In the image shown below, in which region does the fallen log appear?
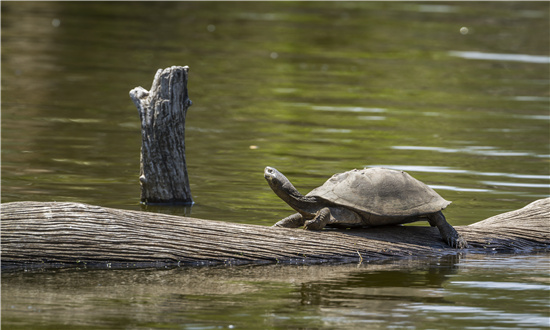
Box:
[1,198,549,270]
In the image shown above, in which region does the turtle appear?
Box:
[264,166,467,249]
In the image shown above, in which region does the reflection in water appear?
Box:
[298,255,460,307]
[407,304,549,328]
[2,254,549,329]
[140,203,194,217]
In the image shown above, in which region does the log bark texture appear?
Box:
[1,198,549,270]
[129,66,193,204]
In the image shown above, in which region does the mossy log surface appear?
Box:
[2,198,549,270]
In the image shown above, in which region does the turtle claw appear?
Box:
[442,231,468,249]
[304,207,331,230]
[303,221,322,230]
[273,213,304,228]
[442,228,468,249]
[448,235,468,249]
[428,212,467,249]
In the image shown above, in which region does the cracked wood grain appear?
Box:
[1,199,548,270]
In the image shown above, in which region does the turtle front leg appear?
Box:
[427,211,468,249]
[304,207,331,230]
[273,212,305,228]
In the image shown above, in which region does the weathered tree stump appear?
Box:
[1,198,548,271]
[129,66,193,205]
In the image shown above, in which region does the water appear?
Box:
[2,2,549,329]
[2,254,549,329]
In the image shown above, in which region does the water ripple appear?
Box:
[450,281,550,291]
[368,165,549,193]
[428,184,491,193]
[449,51,550,64]
[408,303,549,327]
[311,105,386,113]
[511,96,550,102]
[392,145,543,158]
[358,116,386,121]
[371,164,550,180]
[482,181,550,189]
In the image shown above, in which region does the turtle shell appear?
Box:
[306,167,450,217]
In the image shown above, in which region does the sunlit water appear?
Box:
[2,2,549,329]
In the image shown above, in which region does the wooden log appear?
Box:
[1,198,549,270]
[129,66,193,205]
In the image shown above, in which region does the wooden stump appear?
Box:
[129,66,193,205]
[1,198,548,270]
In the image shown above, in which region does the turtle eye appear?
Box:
[265,167,276,179]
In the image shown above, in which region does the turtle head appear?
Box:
[264,167,317,215]
[264,166,303,200]
[264,167,293,194]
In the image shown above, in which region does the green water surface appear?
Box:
[2,2,549,329]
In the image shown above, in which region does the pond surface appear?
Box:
[3,254,549,329]
[2,2,549,329]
